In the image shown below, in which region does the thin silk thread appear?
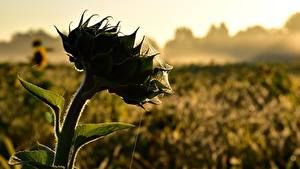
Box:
[129,110,144,169]
[129,37,156,169]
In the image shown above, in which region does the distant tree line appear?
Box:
[164,12,300,62]
[1,13,300,63]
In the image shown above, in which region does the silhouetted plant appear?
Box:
[8,11,172,169]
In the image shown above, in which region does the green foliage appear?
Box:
[18,76,64,114]
[73,123,134,151]
[13,74,135,169]
[4,9,299,169]
[5,12,173,169]
[8,149,60,169]
[4,62,300,168]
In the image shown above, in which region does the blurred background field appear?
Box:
[1,62,300,169]
[2,1,300,168]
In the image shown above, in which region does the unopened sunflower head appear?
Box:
[55,11,173,106]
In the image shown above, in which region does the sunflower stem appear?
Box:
[54,73,96,168]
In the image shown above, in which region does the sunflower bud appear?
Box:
[56,11,173,105]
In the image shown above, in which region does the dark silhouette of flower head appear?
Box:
[55,11,172,106]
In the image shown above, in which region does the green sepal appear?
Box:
[81,14,98,28]
[73,122,134,150]
[105,21,120,33]
[131,36,144,56]
[78,10,87,27]
[54,26,72,54]
[153,54,173,71]
[139,54,156,74]
[151,71,173,94]
[119,28,139,50]
[18,76,65,114]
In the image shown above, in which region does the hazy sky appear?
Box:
[1,0,300,46]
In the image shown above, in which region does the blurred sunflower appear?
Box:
[31,39,48,70]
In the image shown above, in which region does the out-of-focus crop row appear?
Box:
[1,62,300,169]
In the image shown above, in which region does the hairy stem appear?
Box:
[54,111,60,138]
[68,147,80,169]
[54,74,95,168]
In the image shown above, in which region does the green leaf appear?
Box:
[9,147,63,168]
[21,164,64,169]
[30,142,55,154]
[18,76,64,114]
[73,122,134,150]
[8,149,55,168]
[45,111,54,123]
